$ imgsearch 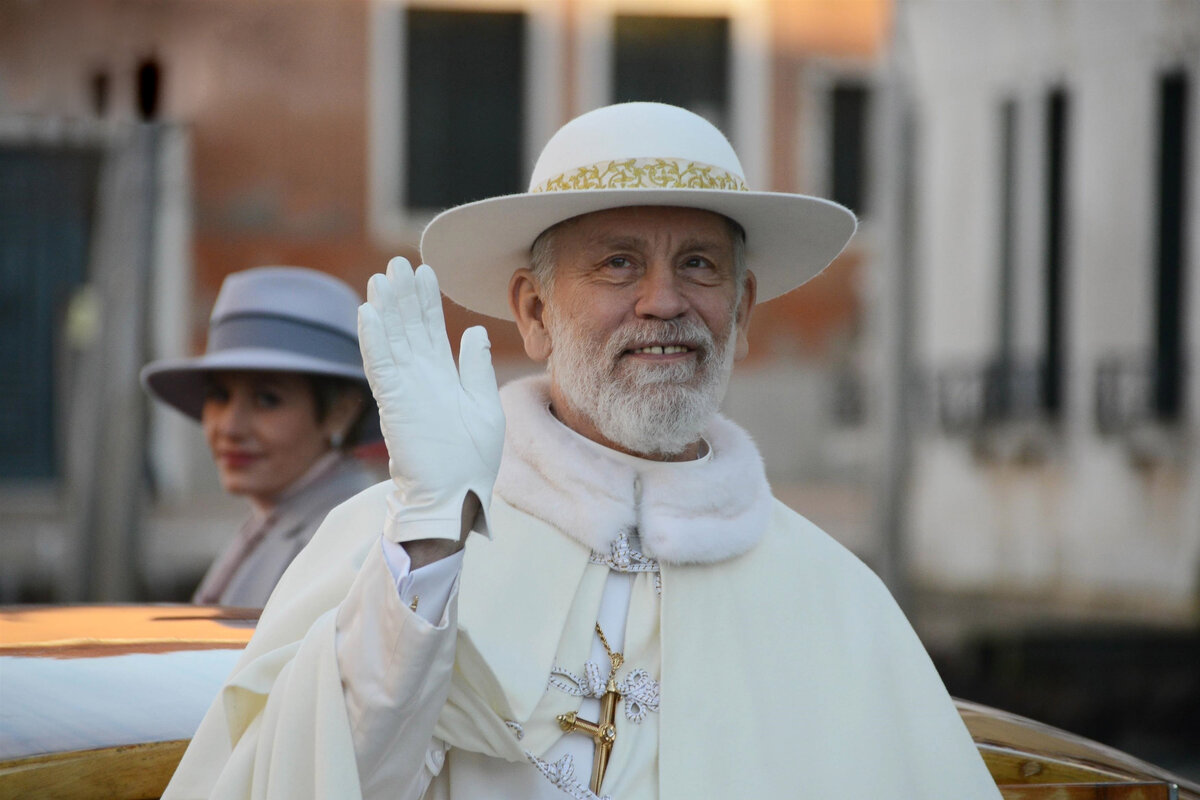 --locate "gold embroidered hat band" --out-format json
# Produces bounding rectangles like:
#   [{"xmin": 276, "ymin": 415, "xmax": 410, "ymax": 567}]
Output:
[
  {"xmin": 420, "ymin": 102, "xmax": 857, "ymax": 321},
  {"xmin": 531, "ymin": 157, "xmax": 749, "ymax": 194}
]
